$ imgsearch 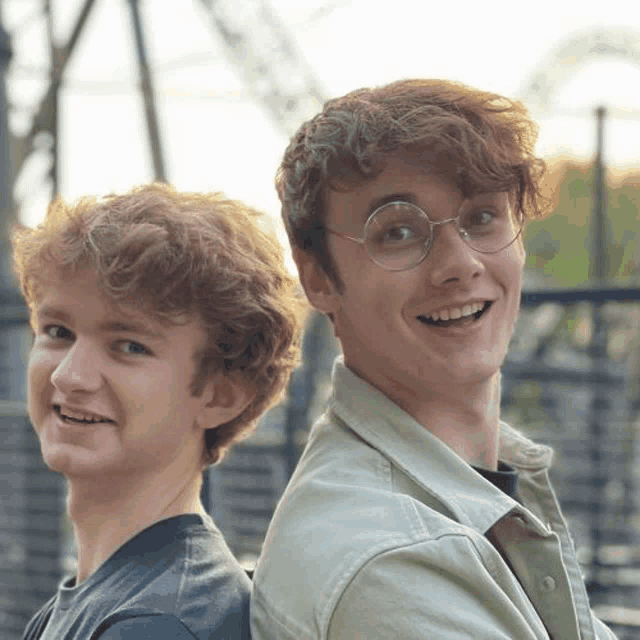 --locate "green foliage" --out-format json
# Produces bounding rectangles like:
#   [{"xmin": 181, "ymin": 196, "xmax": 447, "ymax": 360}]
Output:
[
  {"xmin": 524, "ymin": 163, "xmax": 640, "ymax": 286},
  {"xmin": 502, "ymin": 381, "xmax": 553, "ymax": 432}
]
